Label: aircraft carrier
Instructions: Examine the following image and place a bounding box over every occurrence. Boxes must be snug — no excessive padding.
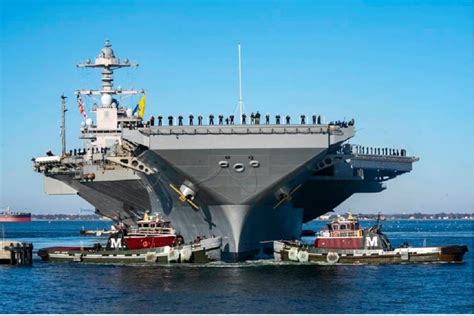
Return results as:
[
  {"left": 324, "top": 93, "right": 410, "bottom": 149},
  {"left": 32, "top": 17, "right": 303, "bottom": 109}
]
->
[{"left": 33, "top": 41, "right": 418, "bottom": 260}]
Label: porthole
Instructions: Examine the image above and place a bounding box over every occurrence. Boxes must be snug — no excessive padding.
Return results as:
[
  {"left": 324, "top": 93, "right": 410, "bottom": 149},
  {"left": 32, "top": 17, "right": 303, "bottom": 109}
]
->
[
  {"left": 249, "top": 160, "right": 260, "bottom": 168},
  {"left": 233, "top": 163, "right": 245, "bottom": 173},
  {"left": 138, "top": 165, "right": 144, "bottom": 170},
  {"left": 325, "top": 158, "right": 332, "bottom": 165},
  {"left": 131, "top": 160, "right": 139, "bottom": 167},
  {"left": 219, "top": 161, "right": 229, "bottom": 168}
]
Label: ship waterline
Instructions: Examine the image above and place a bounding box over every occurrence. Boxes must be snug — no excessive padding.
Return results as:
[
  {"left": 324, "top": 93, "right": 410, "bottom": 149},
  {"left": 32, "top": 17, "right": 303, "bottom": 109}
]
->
[
  {"left": 0, "top": 215, "right": 32, "bottom": 223},
  {"left": 33, "top": 41, "right": 418, "bottom": 260}
]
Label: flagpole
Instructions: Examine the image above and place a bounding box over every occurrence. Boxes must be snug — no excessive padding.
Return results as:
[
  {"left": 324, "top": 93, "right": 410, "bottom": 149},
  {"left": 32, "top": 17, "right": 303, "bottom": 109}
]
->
[
  {"left": 238, "top": 44, "right": 244, "bottom": 124},
  {"left": 60, "top": 95, "right": 67, "bottom": 156}
]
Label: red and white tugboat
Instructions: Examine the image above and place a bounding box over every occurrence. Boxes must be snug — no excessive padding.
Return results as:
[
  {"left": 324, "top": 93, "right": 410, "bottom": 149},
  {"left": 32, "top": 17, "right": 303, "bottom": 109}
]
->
[
  {"left": 274, "top": 213, "right": 468, "bottom": 264},
  {"left": 38, "top": 213, "right": 221, "bottom": 264}
]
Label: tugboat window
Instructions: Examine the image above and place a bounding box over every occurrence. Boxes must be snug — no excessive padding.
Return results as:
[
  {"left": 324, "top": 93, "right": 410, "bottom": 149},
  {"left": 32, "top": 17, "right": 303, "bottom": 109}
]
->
[{"left": 340, "top": 225, "right": 346, "bottom": 230}]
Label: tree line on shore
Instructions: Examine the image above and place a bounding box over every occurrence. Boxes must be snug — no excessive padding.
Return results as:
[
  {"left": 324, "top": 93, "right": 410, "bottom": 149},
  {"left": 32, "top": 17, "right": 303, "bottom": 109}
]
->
[{"left": 30, "top": 212, "right": 474, "bottom": 221}]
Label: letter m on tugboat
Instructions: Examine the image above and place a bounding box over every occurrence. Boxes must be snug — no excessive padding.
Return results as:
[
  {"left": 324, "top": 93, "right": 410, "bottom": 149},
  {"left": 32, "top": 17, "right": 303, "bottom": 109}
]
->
[
  {"left": 365, "top": 235, "right": 379, "bottom": 248},
  {"left": 109, "top": 238, "right": 122, "bottom": 249}
]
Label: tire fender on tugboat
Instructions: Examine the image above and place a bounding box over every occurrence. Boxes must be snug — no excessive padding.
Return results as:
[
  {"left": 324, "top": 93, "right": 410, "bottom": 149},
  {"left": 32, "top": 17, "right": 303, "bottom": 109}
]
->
[
  {"left": 326, "top": 252, "right": 340, "bottom": 264},
  {"left": 168, "top": 248, "right": 180, "bottom": 262},
  {"left": 179, "top": 247, "right": 192, "bottom": 262},
  {"left": 297, "top": 250, "right": 309, "bottom": 262},
  {"left": 288, "top": 247, "right": 299, "bottom": 261},
  {"left": 145, "top": 252, "right": 158, "bottom": 263}
]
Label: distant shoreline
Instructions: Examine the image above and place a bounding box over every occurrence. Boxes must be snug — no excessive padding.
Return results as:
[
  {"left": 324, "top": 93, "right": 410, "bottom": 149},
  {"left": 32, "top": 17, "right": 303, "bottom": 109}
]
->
[
  {"left": 312, "top": 218, "right": 474, "bottom": 221},
  {"left": 31, "top": 215, "right": 111, "bottom": 221},
  {"left": 26, "top": 213, "right": 474, "bottom": 221},
  {"left": 316, "top": 212, "right": 474, "bottom": 221},
  {"left": 31, "top": 218, "right": 112, "bottom": 222}
]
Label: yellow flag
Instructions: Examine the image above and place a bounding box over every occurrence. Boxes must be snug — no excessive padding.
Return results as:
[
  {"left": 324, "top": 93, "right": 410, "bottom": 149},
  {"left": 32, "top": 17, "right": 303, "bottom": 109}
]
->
[{"left": 137, "top": 95, "right": 146, "bottom": 119}]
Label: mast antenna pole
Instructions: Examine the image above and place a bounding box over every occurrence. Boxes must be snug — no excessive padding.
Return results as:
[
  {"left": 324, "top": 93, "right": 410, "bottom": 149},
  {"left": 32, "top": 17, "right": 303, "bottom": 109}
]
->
[
  {"left": 60, "top": 95, "right": 68, "bottom": 156},
  {"left": 238, "top": 43, "right": 244, "bottom": 123}
]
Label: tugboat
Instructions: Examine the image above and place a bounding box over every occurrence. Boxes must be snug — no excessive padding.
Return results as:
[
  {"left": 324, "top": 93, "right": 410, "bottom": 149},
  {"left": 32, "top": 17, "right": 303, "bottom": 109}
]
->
[
  {"left": 38, "top": 213, "right": 221, "bottom": 264},
  {"left": 274, "top": 213, "right": 468, "bottom": 264}
]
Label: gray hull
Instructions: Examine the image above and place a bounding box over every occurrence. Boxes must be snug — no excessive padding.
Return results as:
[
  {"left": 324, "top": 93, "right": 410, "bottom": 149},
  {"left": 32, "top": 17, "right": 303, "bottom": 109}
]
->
[{"left": 136, "top": 140, "right": 329, "bottom": 258}]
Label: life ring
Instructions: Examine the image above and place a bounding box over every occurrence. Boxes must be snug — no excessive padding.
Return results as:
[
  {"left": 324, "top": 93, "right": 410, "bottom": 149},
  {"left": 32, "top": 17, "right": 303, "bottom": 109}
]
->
[
  {"left": 326, "top": 252, "right": 340, "bottom": 264},
  {"left": 297, "top": 250, "right": 309, "bottom": 263},
  {"left": 288, "top": 247, "right": 299, "bottom": 261},
  {"left": 142, "top": 240, "right": 150, "bottom": 248}
]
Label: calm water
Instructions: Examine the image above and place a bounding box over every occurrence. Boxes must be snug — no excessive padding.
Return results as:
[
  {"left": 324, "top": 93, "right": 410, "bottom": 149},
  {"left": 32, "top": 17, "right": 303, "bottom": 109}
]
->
[{"left": 0, "top": 220, "right": 472, "bottom": 313}]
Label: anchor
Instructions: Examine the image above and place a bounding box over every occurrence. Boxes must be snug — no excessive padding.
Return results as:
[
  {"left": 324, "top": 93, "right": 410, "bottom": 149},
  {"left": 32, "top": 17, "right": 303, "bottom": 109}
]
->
[
  {"left": 273, "top": 184, "right": 302, "bottom": 209},
  {"left": 169, "top": 183, "right": 200, "bottom": 210}
]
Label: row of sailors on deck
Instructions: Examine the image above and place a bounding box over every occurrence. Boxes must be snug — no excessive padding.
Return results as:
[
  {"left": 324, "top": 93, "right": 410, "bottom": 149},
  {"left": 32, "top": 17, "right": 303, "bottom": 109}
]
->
[
  {"left": 145, "top": 113, "right": 354, "bottom": 127},
  {"left": 62, "top": 147, "right": 110, "bottom": 157},
  {"left": 353, "top": 145, "right": 406, "bottom": 157}
]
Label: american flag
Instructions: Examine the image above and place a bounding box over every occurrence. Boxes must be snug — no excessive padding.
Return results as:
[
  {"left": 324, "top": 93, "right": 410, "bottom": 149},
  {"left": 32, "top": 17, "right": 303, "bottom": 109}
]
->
[{"left": 77, "top": 94, "right": 88, "bottom": 119}]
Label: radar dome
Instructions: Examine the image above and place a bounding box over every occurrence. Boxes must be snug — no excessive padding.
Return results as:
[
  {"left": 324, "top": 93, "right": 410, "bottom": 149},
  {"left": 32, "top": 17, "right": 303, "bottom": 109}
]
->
[
  {"left": 86, "top": 118, "right": 93, "bottom": 126},
  {"left": 100, "top": 40, "right": 115, "bottom": 59},
  {"left": 100, "top": 47, "right": 114, "bottom": 58},
  {"left": 101, "top": 94, "right": 112, "bottom": 107}
]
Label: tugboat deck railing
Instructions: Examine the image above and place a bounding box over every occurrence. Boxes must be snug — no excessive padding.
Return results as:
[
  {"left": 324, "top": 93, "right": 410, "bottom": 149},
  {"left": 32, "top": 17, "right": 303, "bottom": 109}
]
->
[
  {"left": 320, "top": 230, "right": 363, "bottom": 238},
  {"left": 128, "top": 227, "right": 175, "bottom": 236}
]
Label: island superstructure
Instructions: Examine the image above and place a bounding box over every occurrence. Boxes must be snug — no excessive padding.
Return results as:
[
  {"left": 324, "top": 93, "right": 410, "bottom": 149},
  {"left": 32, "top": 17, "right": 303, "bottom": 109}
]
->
[{"left": 33, "top": 41, "right": 418, "bottom": 260}]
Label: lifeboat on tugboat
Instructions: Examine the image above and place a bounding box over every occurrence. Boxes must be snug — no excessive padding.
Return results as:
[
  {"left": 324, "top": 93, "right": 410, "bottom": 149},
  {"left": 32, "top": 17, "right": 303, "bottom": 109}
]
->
[
  {"left": 274, "top": 213, "right": 468, "bottom": 265},
  {"left": 38, "top": 213, "right": 221, "bottom": 264}
]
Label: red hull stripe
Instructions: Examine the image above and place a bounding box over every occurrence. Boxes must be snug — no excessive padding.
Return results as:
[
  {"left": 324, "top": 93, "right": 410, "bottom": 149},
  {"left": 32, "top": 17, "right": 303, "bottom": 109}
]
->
[
  {"left": 315, "top": 237, "right": 363, "bottom": 249},
  {"left": 0, "top": 217, "right": 32, "bottom": 222},
  {"left": 125, "top": 236, "right": 176, "bottom": 250}
]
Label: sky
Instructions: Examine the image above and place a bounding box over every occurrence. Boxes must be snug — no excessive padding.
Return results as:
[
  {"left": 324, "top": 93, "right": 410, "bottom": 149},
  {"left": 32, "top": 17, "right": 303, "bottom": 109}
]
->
[{"left": 0, "top": 0, "right": 473, "bottom": 214}]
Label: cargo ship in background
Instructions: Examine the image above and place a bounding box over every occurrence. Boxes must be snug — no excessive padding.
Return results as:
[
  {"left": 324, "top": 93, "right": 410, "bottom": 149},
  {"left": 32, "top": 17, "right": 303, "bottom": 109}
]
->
[
  {"left": 33, "top": 41, "right": 418, "bottom": 260},
  {"left": 0, "top": 207, "right": 32, "bottom": 222}
]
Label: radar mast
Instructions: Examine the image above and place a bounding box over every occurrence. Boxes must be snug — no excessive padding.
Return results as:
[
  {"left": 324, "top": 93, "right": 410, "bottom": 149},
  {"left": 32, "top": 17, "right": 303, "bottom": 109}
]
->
[{"left": 75, "top": 40, "right": 144, "bottom": 106}]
